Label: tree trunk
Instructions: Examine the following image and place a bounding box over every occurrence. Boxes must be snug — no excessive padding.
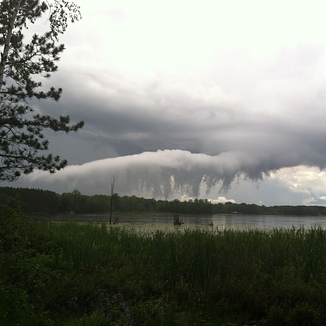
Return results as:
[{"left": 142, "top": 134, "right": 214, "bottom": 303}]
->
[
  {"left": 109, "top": 177, "right": 115, "bottom": 225},
  {"left": 0, "top": 0, "right": 22, "bottom": 94}
]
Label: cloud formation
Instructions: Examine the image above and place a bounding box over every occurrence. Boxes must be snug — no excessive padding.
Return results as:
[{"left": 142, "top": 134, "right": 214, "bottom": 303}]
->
[
  {"left": 8, "top": 0, "right": 326, "bottom": 205},
  {"left": 23, "top": 150, "right": 258, "bottom": 197},
  {"left": 18, "top": 150, "right": 326, "bottom": 207}
]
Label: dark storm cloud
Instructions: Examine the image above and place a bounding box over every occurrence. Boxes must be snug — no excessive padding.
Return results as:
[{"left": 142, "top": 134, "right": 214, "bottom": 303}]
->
[{"left": 49, "top": 66, "right": 326, "bottom": 168}]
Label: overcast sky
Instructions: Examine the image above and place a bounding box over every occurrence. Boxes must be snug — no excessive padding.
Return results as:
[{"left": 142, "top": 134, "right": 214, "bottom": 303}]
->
[{"left": 7, "top": 0, "right": 326, "bottom": 206}]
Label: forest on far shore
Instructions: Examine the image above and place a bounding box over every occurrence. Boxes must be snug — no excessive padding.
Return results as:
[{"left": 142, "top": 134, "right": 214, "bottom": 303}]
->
[{"left": 1, "top": 186, "right": 326, "bottom": 216}]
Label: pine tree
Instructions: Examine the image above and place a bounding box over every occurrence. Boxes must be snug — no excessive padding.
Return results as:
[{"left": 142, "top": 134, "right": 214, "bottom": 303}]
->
[{"left": 0, "top": 0, "right": 84, "bottom": 181}]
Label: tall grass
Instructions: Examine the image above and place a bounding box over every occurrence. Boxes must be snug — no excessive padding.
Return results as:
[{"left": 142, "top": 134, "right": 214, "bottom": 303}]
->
[{"left": 3, "top": 212, "right": 326, "bottom": 325}]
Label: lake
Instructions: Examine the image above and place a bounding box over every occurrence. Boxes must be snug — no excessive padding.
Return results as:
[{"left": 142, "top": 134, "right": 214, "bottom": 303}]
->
[{"left": 54, "top": 213, "right": 326, "bottom": 232}]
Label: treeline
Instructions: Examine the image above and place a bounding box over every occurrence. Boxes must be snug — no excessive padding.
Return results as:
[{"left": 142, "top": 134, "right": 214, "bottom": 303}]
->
[{"left": 1, "top": 186, "right": 326, "bottom": 216}]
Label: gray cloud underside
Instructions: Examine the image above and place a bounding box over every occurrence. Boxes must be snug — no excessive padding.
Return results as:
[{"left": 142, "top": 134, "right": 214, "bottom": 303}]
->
[
  {"left": 26, "top": 149, "right": 260, "bottom": 197},
  {"left": 24, "top": 143, "right": 324, "bottom": 199}
]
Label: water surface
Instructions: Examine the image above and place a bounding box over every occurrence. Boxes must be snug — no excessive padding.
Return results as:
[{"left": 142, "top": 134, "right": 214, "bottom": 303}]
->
[{"left": 61, "top": 213, "right": 326, "bottom": 232}]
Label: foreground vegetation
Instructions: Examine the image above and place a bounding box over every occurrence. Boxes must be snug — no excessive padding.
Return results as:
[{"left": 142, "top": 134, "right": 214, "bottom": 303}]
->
[
  {"left": 1, "top": 186, "right": 326, "bottom": 216},
  {"left": 2, "top": 204, "right": 326, "bottom": 325}
]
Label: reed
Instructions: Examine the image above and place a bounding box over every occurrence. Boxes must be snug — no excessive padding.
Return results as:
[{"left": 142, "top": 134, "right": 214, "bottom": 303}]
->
[{"left": 2, "top": 213, "right": 326, "bottom": 325}]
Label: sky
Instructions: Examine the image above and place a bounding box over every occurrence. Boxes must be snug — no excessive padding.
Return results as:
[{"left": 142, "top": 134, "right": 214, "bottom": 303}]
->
[{"left": 6, "top": 0, "right": 326, "bottom": 206}]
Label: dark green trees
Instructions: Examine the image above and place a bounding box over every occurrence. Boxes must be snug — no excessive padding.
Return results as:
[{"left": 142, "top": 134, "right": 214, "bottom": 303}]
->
[{"left": 0, "top": 0, "right": 84, "bottom": 181}]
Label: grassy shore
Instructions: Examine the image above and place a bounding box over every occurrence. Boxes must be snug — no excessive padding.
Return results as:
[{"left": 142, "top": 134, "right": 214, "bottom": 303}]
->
[{"left": 1, "top": 205, "right": 326, "bottom": 325}]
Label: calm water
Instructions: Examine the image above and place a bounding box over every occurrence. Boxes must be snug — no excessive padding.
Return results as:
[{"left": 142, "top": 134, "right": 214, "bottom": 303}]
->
[{"left": 63, "top": 213, "right": 326, "bottom": 232}]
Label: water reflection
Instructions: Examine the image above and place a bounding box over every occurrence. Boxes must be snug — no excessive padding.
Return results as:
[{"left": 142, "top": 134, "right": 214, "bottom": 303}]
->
[
  {"left": 66, "top": 213, "right": 326, "bottom": 232},
  {"left": 210, "top": 214, "right": 326, "bottom": 231}
]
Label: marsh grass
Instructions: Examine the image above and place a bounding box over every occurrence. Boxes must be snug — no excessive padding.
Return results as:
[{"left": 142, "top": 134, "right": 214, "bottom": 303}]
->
[{"left": 2, "top": 209, "right": 326, "bottom": 325}]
